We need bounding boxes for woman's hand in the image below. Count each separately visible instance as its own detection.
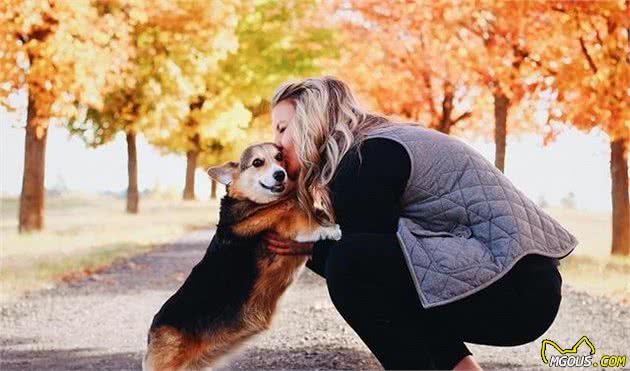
[263,232,314,255]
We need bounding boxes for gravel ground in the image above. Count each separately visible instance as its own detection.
[1,229,628,370]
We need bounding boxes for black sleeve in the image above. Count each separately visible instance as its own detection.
[306,137,411,276]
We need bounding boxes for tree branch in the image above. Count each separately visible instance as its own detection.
[588,18,603,46]
[452,111,472,125]
[578,36,598,74]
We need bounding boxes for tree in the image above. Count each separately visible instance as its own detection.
[0,0,131,231]
[145,0,337,200]
[444,0,549,172]
[333,1,477,135]
[72,86,146,213]
[335,1,553,173]
[538,1,629,255]
[140,0,242,201]
[70,0,242,208]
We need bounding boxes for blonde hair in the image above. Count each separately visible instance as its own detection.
[271,75,401,225]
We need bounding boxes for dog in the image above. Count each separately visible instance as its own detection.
[142,142,341,371]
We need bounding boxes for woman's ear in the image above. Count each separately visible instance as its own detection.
[207,161,239,185]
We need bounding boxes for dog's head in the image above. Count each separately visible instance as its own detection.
[207,142,294,204]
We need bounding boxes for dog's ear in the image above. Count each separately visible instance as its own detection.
[207,161,239,185]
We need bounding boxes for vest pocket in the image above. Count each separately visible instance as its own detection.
[402,219,494,273]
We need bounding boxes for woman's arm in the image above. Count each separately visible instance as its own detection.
[305,137,411,275]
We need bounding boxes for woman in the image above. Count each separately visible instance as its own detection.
[262,76,577,370]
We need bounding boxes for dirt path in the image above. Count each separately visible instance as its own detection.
[1,230,628,370]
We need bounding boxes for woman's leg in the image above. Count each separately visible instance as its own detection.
[324,233,563,370]
[324,233,471,369]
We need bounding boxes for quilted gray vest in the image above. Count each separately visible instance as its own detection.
[365,124,578,308]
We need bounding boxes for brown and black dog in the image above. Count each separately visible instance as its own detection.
[142,142,341,371]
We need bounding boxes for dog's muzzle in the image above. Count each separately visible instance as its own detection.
[259,181,285,193]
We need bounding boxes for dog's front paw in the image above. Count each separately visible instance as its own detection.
[322,224,342,241]
[294,224,342,243]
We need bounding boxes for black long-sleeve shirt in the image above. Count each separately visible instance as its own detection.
[306,138,411,275]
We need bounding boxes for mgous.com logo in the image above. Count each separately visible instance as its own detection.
[541,336,627,367]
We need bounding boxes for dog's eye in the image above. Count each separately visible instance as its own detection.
[275,153,283,161]
[278,126,286,134]
[252,159,264,168]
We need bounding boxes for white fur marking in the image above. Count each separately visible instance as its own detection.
[294,224,342,242]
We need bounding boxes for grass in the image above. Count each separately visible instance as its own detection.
[557,254,630,304]
[0,194,219,303]
[544,208,630,304]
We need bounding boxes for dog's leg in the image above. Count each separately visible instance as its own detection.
[294,224,342,242]
[144,326,202,371]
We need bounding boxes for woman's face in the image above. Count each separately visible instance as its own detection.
[271,100,301,180]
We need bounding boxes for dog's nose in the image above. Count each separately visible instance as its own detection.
[273,170,285,182]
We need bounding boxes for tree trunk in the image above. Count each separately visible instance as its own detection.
[183,150,198,201]
[126,131,139,214]
[610,137,629,256]
[18,97,47,233]
[210,179,217,199]
[493,91,510,173]
[183,150,198,200]
[183,133,200,201]
[437,119,453,135]
[437,81,454,135]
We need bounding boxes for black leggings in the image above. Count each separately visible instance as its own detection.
[309,233,563,370]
